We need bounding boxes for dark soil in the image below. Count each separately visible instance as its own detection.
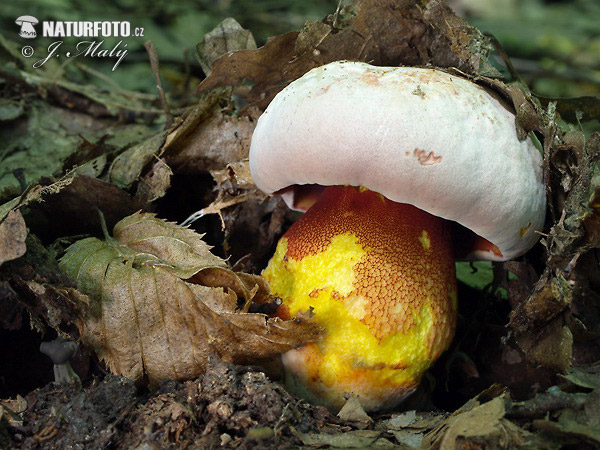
[6,358,335,449]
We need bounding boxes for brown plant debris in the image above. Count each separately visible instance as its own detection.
[0,210,27,267]
[198,0,498,110]
[59,212,321,385]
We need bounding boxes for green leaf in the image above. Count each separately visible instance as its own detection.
[456,261,494,291]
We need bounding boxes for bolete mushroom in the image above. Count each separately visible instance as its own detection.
[249,61,545,412]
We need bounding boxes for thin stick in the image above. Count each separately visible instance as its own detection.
[144,41,173,128]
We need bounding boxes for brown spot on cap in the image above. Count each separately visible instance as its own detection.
[414,148,442,165]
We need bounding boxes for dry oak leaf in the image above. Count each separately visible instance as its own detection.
[198,0,495,109]
[0,209,27,266]
[59,212,321,385]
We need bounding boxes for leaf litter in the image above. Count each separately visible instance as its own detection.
[0,0,599,448]
[59,212,321,385]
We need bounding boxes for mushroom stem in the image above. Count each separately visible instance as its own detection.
[53,361,80,385]
[40,338,81,386]
[264,186,457,411]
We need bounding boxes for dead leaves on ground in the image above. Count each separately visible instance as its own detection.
[59,212,320,385]
[296,382,600,448]
[198,0,498,110]
[0,0,599,448]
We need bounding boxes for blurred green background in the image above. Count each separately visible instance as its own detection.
[1,0,338,93]
[2,0,598,100]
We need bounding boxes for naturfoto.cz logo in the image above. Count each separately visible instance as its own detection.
[16,19,144,38]
[41,21,144,38]
[16,17,145,71]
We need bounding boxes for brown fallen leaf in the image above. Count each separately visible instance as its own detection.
[164,101,260,174]
[133,158,173,204]
[111,212,226,279]
[59,212,321,385]
[196,18,257,76]
[337,397,372,424]
[533,397,600,447]
[0,209,27,266]
[509,271,574,372]
[296,430,394,448]
[425,396,532,449]
[31,175,145,238]
[198,0,497,109]
[0,174,76,223]
[109,132,167,189]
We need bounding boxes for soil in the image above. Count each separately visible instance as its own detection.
[6,358,336,449]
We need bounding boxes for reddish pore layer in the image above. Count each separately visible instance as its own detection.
[265,185,458,411]
[279,184,503,259]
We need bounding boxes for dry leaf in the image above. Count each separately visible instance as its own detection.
[525,320,573,373]
[509,273,572,333]
[210,160,256,190]
[164,102,260,174]
[534,406,600,447]
[133,158,173,204]
[509,272,575,371]
[9,276,88,336]
[0,209,27,266]
[296,430,393,448]
[337,397,372,423]
[196,18,257,76]
[32,175,144,238]
[112,212,226,279]
[560,365,600,390]
[198,0,495,109]
[381,410,418,429]
[59,212,321,385]
[109,132,167,189]
[0,174,76,223]
[426,397,532,449]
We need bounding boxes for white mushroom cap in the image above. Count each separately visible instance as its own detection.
[249,61,545,261]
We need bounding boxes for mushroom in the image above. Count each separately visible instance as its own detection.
[40,337,81,385]
[249,61,545,412]
[15,16,39,39]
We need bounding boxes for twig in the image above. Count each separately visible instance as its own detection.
[506,390,588,419]
[144,40,173,128]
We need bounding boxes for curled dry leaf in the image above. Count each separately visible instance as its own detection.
[196,17,257,76]
[0,209,27,266]
[59,212,321,385]
[425,397,532,449]
[198,0,496,109]
[133,158,173,204]
[508,272,574,372]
